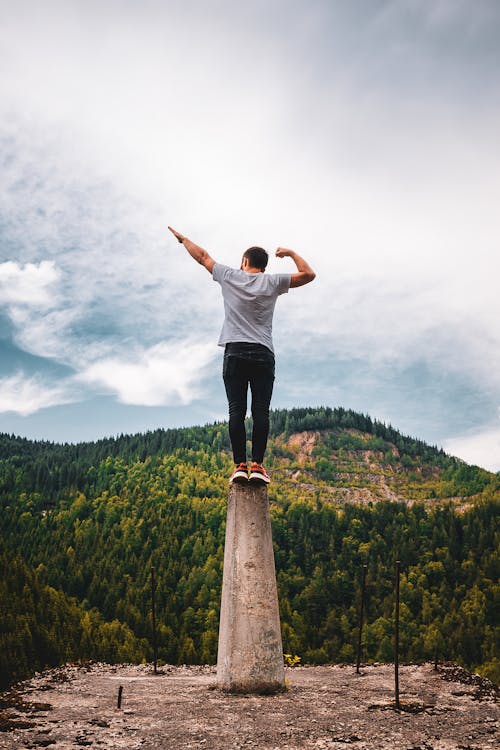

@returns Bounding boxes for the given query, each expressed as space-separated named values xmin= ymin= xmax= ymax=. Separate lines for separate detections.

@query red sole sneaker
xmin=249 ymin=468 xmax=271 ymax=485
xmin=230 ymin=465 xmax=249 ymax=484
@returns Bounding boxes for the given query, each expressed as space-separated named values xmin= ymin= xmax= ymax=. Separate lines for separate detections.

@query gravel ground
xmin=0 ymin=663 xmax=498 ymax=750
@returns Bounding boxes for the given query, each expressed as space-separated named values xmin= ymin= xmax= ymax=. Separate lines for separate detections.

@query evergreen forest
xmin=1 ymin=406 xmax=499 ymax=689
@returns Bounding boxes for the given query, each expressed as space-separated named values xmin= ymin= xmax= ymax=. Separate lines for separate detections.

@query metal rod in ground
xmin=394 ymin=560 xmax=401 ymax=709
xmin=151 ymin=566 xmax=158 ymax=675
xmin=356 ymin=564 xmax=368 ymax=674
xmin=117 ymin=685 xmax=123 ymax=709
xmin=434 ymin=647 xmax=438 ymax=671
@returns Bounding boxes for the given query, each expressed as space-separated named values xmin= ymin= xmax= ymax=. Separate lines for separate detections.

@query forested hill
xmin=0 ymin=406 xmax=461 ymax=463
xmin=1 ymin=406 xmax=497 ymax=505
xmin=1 ymin=406 xmax=499 ymax=690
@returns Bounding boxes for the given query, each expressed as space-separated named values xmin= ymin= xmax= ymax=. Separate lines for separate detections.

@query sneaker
xmin=249 ymin=462 xmax=271 ymax=484
xmin=230 ymin=462 xmax=248 ymax=484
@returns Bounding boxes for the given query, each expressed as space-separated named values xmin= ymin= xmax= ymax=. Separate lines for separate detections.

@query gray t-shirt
xmin=212 ymin=263 xmax=291 ymax=353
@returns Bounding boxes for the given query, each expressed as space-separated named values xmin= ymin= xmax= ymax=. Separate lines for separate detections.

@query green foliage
xmin=477 ymin=658 xmax=500 ymax=686
xmin=283 ymin=653 xmax=301 ymax=667
xmin=0 ymin=406 xmax=498 ymax=688
xmin=0 ymin=545 xmax=148 ymax=689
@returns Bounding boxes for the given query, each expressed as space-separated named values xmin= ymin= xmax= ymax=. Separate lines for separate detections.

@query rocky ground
xmin=0 ymin=663 xmax=498 ymax=750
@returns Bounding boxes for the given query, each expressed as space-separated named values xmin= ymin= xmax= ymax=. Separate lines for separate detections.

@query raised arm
xmin=276 ymin=247 xmax=316 ymax=288
xmin=168 ymin=226 xmax=215 ymax=274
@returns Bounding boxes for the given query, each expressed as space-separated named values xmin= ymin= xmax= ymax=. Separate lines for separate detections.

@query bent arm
xmin=168 ymin=226 xmax=215 ymax=274
xmin=276 ymin=247 xmax=316 ymax=288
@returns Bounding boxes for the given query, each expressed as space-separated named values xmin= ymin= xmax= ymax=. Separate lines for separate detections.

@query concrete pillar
xmin=217 ymin=483 xmax=285 ymax=693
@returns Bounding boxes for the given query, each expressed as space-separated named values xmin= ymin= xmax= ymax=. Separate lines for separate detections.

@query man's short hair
xmin=243 ymin=246 xmax=268 ymax=271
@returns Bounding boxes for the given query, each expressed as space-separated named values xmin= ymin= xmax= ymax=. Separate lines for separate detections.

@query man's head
xmin=241 ymin=246 xmax=268 ymax=272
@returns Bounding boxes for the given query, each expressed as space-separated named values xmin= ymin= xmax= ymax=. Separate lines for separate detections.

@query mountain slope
xmin=0 ymin=544 xmax=149 ymax=689
xmin=1 ymin=406 xmax=497 ymax=507
xmin=0 ymin=406 xmax=498 ymax=688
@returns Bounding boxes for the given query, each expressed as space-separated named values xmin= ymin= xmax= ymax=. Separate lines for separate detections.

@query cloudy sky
xmin=1 ymin=0 xmax=499 ymax=471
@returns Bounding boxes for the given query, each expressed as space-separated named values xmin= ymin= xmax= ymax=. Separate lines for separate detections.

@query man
xmin=168 ymin=226 xmax=315 ymax=485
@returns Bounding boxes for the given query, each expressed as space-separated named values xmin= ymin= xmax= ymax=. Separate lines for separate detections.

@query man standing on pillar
xmin=168 ymin=226 xmax=316 ymax=485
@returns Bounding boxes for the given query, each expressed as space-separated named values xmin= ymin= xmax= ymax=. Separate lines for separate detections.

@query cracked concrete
xmin=0 ymin=663 xmax=497 ymax=749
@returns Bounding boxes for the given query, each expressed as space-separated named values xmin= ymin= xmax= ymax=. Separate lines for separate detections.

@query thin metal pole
xmin=394 ymin=560 xmax=400 ymax=708
xmin=151 ymin=566 xmax=158 ymax=675
xmin=356 ymin=564 xmax=368 ymax=673
xmin=117 ymin=685 xmax=123 ymax=709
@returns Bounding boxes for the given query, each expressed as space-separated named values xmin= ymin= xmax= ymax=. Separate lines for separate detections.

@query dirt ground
xmin=0 ymin=663 xmax=498 ymax=750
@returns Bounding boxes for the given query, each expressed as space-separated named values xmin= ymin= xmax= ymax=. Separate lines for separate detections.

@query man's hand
xmin=275 ymin=247 xmax=293 ymax=258
xmin=168 ymin=226 xmax=185 ymax=244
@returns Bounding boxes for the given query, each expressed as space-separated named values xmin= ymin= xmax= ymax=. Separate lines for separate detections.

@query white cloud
xmin=0 ymin=373 xmax=76 ymax=416
xmin=275 ymin=269 xmax=500 ymax=397
xmin=443 ymin=423 xmax=500 ymax=473
xmin=0 ymin=261 xmax=60 ymax=307
xmin=78 ymin=340 xmax=217 ymax=406
xmin=0 ymin=0 xmax=498 ymax=469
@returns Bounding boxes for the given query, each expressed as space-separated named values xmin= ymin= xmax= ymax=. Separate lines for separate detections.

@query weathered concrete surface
xmin=1 ymin=663 xmax=498 ymax=749
xmin=216 ymin=483 xmax=285 ymax=693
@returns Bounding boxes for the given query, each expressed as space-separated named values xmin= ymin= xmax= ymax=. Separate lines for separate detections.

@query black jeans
xmin=223 ymin=343 xmax=275 ymax=465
